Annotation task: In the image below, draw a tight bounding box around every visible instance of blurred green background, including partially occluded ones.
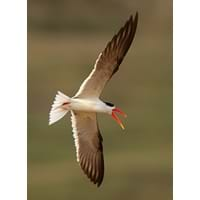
[28,0,172,199]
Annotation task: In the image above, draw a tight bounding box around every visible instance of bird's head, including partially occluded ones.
[104,102,127,130]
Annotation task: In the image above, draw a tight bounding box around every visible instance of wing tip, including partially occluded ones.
[129,12,139,27]
[134,11,139,24]
[135,11,139,19]
[79,149,104,187]
[97,180,103,187]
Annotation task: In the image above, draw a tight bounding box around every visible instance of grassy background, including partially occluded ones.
[28,0,172,199]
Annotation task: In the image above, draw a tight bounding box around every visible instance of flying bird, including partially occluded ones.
[49,13,138,187]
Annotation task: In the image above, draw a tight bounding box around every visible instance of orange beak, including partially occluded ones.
[111,107,127,130]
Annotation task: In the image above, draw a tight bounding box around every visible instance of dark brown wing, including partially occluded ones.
[71,111,104,187]
[75,13,138,98]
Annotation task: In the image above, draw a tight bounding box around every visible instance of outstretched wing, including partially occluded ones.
[71,111,104,187]
[75,13,138,98]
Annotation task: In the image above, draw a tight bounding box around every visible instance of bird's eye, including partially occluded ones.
[105,102,114,107]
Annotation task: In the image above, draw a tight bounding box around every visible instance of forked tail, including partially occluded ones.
[49,91,71,125]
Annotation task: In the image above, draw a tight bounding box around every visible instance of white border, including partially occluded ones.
[1,0,200,199]
[0,1,27,200]
[174,0,200,200]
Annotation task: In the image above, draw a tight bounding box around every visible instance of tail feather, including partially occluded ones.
[49,91,70,125]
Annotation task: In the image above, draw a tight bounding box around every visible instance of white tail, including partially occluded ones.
[49,91,71,125]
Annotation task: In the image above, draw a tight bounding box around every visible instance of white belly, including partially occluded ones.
[69,98,111,114]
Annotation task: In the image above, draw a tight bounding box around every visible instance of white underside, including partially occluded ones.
[69,98,112,114]
[49,91,112,125]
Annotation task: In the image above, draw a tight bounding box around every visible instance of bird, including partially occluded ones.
[49,13,138,187]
